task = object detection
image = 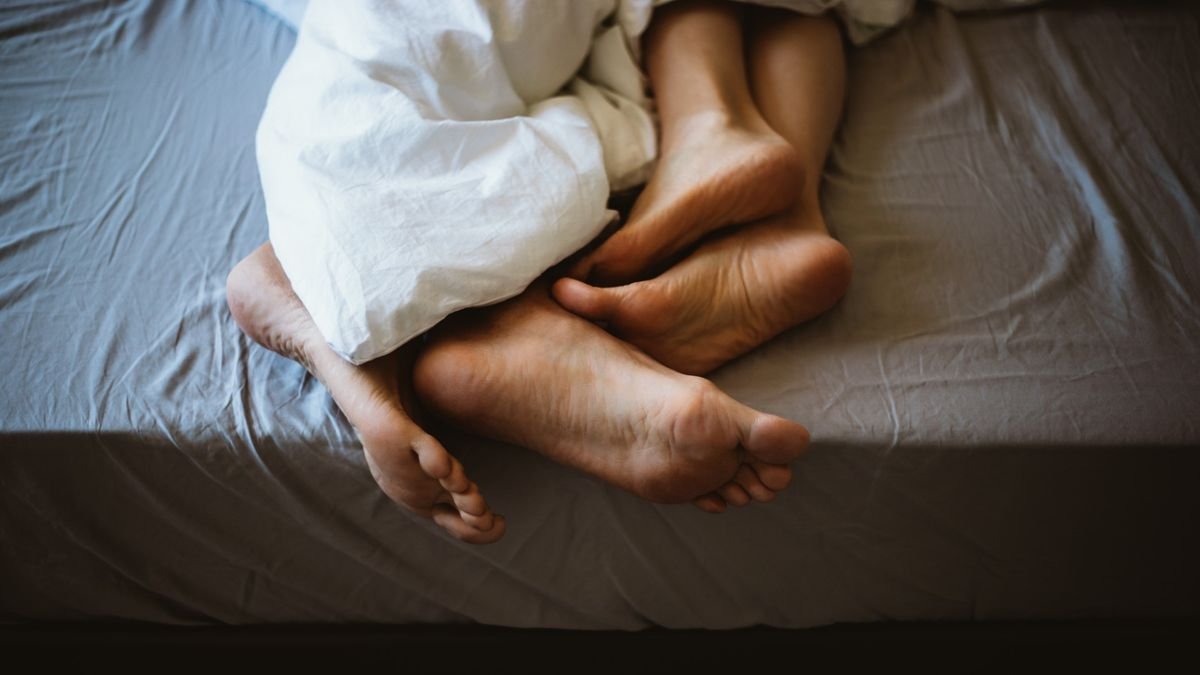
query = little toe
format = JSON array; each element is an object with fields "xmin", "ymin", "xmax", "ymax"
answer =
[
  {"xmin": 734, "ymin": 464, "xmax": 776, "ymax": 502},
  {"xmin": 692, "ymin": 493, "xmax": 727, "ymax": 514},
  {"xmin": 458, "ymin": 508, "xmax": 495, "ymax": 532},
  {"xmin": 718, "ymin": 482, "xmax": 752, "ymax": 508}
]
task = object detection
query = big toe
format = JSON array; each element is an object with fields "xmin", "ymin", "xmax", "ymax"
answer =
[
  {"xmin": 581, "ymin": 230, "xmax": 653, "ymax": 285},
  {"xmin": 551, "ymin": 277, "xmax": 625, "ymax": 323},
  {"xmin": 744, "ymin": 414, "xmax": 810, "ymax": 465}
]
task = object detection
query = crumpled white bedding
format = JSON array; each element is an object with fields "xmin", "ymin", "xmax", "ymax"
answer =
[
  {"xmin": 257, "ymin": 0, "xmax": 1047, "ymax": 364},
  {"xmin": 258, "ymin": 0, "xmax": 655, "ymax": 363}
]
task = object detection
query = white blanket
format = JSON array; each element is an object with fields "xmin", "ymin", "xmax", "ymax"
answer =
[
  {"xmin": 259, "ymin": 0, "xmax": 660, "ymax": 363},
  {"xmin": 256, "ymin": 0, "xmax": 1045, "ymax": 363}
]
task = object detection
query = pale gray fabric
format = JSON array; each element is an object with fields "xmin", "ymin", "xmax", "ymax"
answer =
[{"xmin": 1, "ymin": 0, "xmax": 1198, "ymax": 626}]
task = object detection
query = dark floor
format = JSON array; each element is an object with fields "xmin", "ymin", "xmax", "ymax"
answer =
[{"xmin": 3, "ymin": 619, "xmax": 1198, "ymax": 669}]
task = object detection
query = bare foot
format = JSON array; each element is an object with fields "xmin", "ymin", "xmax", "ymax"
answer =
[
  {"xmin": 412, "ymin": 286, "xmax": 810, "ymax": 509},
  {"xmin": 552, "ymin": 207, "xmax": 852, "ymax": 376},
  {"xmin": 574, "ymin": 112, "xmax": 801, "ymax": 285},
  {"xmin": 226, "ymin": 244, "xmax": 505, "ymax": 544}
]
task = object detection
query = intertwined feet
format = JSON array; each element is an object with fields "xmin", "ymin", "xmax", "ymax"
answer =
[
  {"xmin": 227, "ymin": 90, "xmax": 850, "ymax": 526},
  {"xmin": 554, "ymin": 207, "xmax": 851, "ymax": 376},
  {"xmin": 227, "ymin": 245, "xmax": 505, "ymax": 543},
  {"xmin": 412, "ymin": 287, "xmax": 810, "ymax": 511},
  {"xmin": 551, "ymin": 105, "xmax": 852, "ymax": 512}
]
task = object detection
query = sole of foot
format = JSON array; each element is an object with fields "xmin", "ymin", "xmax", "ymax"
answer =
[
  {"xmin": 553, "ymin": 208, "xmax": 852, "ymax": 376},
  {"xmin": 412, "ymin": 287, "xmax": 811, "ymax": 510}
]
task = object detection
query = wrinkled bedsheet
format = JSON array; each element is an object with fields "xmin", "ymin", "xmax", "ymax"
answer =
[{"xmin": 1, "ymin": 0, "xmax": 1198, "ymax": 626}]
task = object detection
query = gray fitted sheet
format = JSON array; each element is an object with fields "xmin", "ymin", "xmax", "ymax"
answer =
[{"xmin": 1, "ymin": 0, "xmax": 1198, "ymax": 626}]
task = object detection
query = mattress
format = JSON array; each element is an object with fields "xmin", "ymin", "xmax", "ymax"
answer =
[{"xmin": 1, "ymin": 0, "xmax": 1198, "ymax": 626}]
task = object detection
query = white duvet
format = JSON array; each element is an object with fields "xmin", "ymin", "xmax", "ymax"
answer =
[{"xmin": 255, "ymin": 0, "xmax": 1044, "ymax": 364}]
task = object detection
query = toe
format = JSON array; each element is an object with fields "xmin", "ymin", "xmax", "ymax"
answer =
[
  {"xmin": 743, "ymin": 414, "xmax": 810, "ymax": 464},
  {"xmin": 448, "ymin": 481, "xmax": 489, "ymax": 517},
  {"xmin": 692, "ymin": 493, "xmax": 726, "ymax": 514},
  {"xmin": 437, "ymin": 458, "xmax": 471, "ymax": 494},
  {"xmin": 412, "ymin": 433, "xmax": 455, "ymax": 481},
  {"xmin": 734, "ymin": 464, "xmax": 775, "ymax": 502},
  {"xmin": 750, "ymin": 459, "xmax": 793, "ymax": 492},
  {"xmin": 412, "ymin": 434, "xmax": 475, "ymax": 496},
  {"xmin": 458, "ymin": 508, "xmax": 495, "ymax": 532},
  {"xmin": 718, "ymin": 482, "xmax": 751, "ymax": 507},
  {"xmin": 551, "ymin": 278, "xmax": 626, "ymax": 324},
  {"xmin": 432, "ymin": 506, "xmax": 506, "ymax": 544}
]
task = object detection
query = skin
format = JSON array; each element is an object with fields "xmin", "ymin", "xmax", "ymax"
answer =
[{"xmin": 413, "ymin": 281, "xmax": 810, "ymax": 509}]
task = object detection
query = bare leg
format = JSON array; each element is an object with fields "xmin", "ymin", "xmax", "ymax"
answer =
[
  {"xmin": 747, "ymin": 8, "xmax": 846, "ymax": 207},
  {"xmin": 227, "ymin": 244, "xmax": 505, "ymax": 544},
  {"xmin": 411, "ymin": 282, "xmax": 809, "ymax": 509},
  {"xmin": 573, "ymin": 0, "xmax": 802, "ymax": 285},
  {"xmin": 554, "ymin": 12, "xmax": 852, "ymax": 376}
]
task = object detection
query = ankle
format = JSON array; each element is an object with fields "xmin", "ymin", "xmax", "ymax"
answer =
[
  {"xmin": 659, "ymin": 107, "xmax": 771, "ymax": 151},
  {"xmin": 302, "ymin": 334, "xmax": 345, "ymax": 379}
]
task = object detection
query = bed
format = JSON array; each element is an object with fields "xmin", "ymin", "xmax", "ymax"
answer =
[{"xmin": 2, "ymin": 0, "xmax": 1198, "ymax": 629}]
